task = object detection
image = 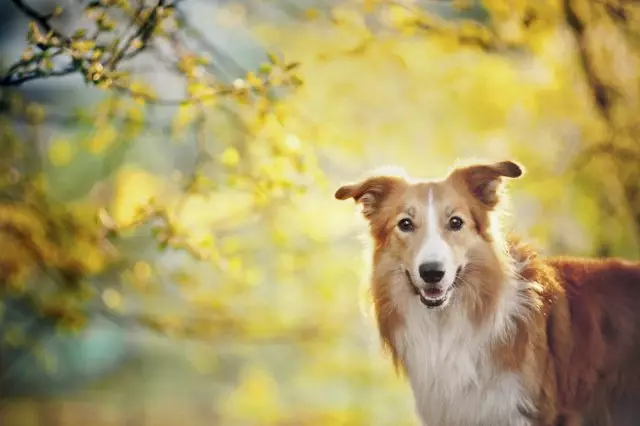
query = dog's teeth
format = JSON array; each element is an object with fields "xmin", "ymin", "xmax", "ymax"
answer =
[{"xmin": 418, "ymin": 288, "xmax": 440, "ymax": 300}]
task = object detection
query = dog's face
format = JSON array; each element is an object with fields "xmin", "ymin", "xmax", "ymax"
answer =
[{"xmin": 335, "ymin": 160, "xmax": 523, "ymax": 310}]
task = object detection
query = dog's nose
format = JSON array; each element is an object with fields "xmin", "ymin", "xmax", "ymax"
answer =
[{"xmin": 419, "ymin": 262, "xmax": 445, "ymax": 284}]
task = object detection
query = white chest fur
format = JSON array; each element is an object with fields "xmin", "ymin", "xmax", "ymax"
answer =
[{"xmin": 393, "ymin": 290, "xmax": 534, "ymax": 426}]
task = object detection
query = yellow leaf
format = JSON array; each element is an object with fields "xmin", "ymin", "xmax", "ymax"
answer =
[
  {"xmin": 283, "ymin": 133, "xmax": 301, "ymax": 152},
  {"xmin": 221, "ymin": 366, "xmax": 282, "ymax": 423},
  {"xmin": 102, "ymin": 288, "xmax": 124, "ymax": 312},
  {"xmin": 71, "ymin": 39, "xmax": 96, "ymax": 55},
  {"xmin": 61, "ymin": 237, "xmax": 106, "ymax": 275},
  {"xmin": 27, "ymin": 21, "xmax": 42, "ymax": 44},
  {"xmin": 87, "ymin": 124, "xmax": 117, "ymax": 154},
  {"xmin": 186, "ymin": 82, "xmax": 216, "ymax": 103},
  {"xmin": 133, "ymin": 261, "xmax": 152, "ymax": 281},
  {"xmin": 245, "ymin": 71, "xmax": 263, "ymax": 88},
  {"xmin": 227, "ymin": 256, "xmax": 243, "ymax": 275},
  {"xmin": 20, "ymin": 48, "xmax": 34, "ymax": 61},
  {"xmin": 168, "ymin": 191, "xmax": 253, "ymax": 233},
  {"xmin": 220, "ymin": 147, "xmax": 240, "ymax": 167},
  {"xmin": 58, "ymin": 310, "xmax": 87, "ymax": 333},
  {"xmin": 128, "ymin": 81, "xmax": 157, "ymax": 101},
  {"xmin": 48, "ymin": 139, "xmax": 75, "ymax": 166},
  {"xmin": 305, "ymin": 8, "xmax": 320, "ymax": 20},
  {"xmin": 385, "ymin": 4, "xmax": 416, "ymax": 29},
  {"xmin": 111, "ymin": 167, "xmax": 162, "ymax": 227},
  {"xmin": 126, "ymin": 103, "xmax": 144, "ymax": 123},
  {"xmin": 172, "ymin": 103, "xmax": 196, "ymax": 136},
  {"xmin": 98, "ymin": 207, "xmax": 117, "ymax": 229}
]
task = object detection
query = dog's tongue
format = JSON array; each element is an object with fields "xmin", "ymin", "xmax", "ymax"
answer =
[{"xmin": 420, "ymin": 287, "xmax": 443, "ymax": 299}]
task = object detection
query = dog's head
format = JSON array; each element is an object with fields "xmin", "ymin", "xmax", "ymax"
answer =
[{"xmin": 335, "ymin": 160, "xmax": 523, "ymax": 310}]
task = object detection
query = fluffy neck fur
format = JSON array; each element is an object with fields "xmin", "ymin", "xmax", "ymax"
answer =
[
  {"xmin": 372, "ymin": 237, "xmax": 540, "ymax": 364},
  {"xmin": 370, "ymin": 238, "xmax": 548, "ymax": 426}
]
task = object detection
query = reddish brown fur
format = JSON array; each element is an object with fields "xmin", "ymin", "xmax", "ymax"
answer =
[{"xmin": 336, "ymin": 161, "xmax": 640, "ymax": 425}]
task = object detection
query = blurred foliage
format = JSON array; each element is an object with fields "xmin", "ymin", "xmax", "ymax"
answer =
[{"xmin": 0, "ymin": 0, "xmax": 639, "ymax": 424}]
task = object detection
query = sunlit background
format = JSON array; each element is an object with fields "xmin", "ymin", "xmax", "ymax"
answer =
[{"xmin": 1, "ymin": 0, "xmax": 639, "ymax": 425}]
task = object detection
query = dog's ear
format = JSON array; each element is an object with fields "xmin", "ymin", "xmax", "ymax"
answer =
[
  {"xmin": 335, "ymin": 175, "xmax": 403, "ymax": 218},
  {"xmin": 450, "ymin": 160, "xmax": 523, "ymax": 208}
]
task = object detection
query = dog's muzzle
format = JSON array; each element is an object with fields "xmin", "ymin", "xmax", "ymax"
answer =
[{"xmin": 405, "ymin": 267, "xmax": 463, "ymax": 308}]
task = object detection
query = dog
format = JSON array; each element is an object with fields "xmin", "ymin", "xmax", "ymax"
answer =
[{"xmin": 335, "ymin": 160, "xmax": 640, "ymax": 426}]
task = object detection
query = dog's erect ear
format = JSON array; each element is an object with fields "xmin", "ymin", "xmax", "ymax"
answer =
[
  {"xmin": 451, "ymin": 160, "xmax": 523, "ymax": 208},
  {"xmin": 335, "ymin": 176, "xmax": 402, "ymax": 218}
]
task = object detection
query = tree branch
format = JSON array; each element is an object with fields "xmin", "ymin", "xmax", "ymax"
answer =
[
  {"xmin": 564, "ymin": 0, "xmax": 614, "ymax": 120},
  {"xmin": 0, "ymin": 64, "xmax": 77, "ymax": 86},
  {"xmin": 10, "ymin": 0, "xmax": 55, "ymax": 33},
  {"xmin": 108, "ymin": 0, "xmax": 166, "ymax": 69},
  {"xmin": 1, "ymin": 0, "xmax": 170, "ymax": 88}
]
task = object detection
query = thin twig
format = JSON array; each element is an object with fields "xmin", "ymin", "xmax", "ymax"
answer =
[
  {"xmin": 109, "ymin": 0, "xmax": 166, "ymax": 69},
  {"xmin": 10, "ymin": 0, "xmax": 56, "ymax": 33}
]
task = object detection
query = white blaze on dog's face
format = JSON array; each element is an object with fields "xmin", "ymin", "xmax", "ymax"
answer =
[
  {"xmin": 335, "ymin": 160, "xmax": 523, "ymax": 310},
  {"xmin": 410, "ymin": 186, "xmax": 466, "ymax": 306}
]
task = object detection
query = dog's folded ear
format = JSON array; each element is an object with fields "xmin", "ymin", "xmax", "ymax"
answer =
[
  {"xmin": 451, "ymin": 160, "xmax": 524, "ymax": 209},
  {"xmin": 335, "ymin": 175, "xmax": 403, "ymax": 218}
]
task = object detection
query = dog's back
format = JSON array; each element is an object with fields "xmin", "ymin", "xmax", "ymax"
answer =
[{"xmin": 547, "ymin": 257, "xmax": 640, "ymax": 425}]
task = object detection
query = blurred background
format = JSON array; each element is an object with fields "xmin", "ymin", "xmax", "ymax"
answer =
[{"xmin": 0, "ymin": 0, "xmax": 638, "ymax": 425}]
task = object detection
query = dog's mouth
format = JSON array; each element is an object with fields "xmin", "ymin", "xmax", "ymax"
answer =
[{"xmin": 405, "ymin": 267, "xmax": 463, "ymax": 309}]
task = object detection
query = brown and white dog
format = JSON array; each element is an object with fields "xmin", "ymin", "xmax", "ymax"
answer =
[{"xmin": 335, "ymin": 160, "xmax": 640, "ymax": 426}]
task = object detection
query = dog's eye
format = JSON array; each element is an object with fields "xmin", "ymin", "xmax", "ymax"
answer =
[
  {"xmin": 449, "ymin": 216, "xmax": 464, "ymax": 231},
  {"xmin": 398, "ymin": 218, "xmax": 414, "ymax": 232}
]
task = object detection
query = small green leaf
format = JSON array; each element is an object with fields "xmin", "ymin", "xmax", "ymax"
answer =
[
  {"xmin": 285, "ymin": 62, "xmax": 300, "ymax": 71},
  {"xmin": 72, "ymin": 28, "xmax": 88, "ymax": 39},
  {"xmin": 42, "ymin": 57, "xmax": 54, "ymax": 71},
  {"xmin": 259, "ymin": 63, "xmax": 272, "ymax": 74}
]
